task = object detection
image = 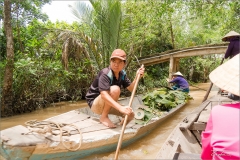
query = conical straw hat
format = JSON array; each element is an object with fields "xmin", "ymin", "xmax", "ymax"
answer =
[
  {"xmin": 172, "ymin": 71, "xmax": 183, "ymax": 77},
  {"xmin": 209, "ymin": 54, "xmax": 239, "ymax": 96},
  {"xmin": 222, "ymin": 31, "xmax": 240, "ymax": 41}
]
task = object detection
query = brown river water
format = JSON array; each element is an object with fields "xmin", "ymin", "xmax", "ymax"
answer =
[{"xmin": 0, "ymin": 83, "xmax": 217, "ymax": 159}]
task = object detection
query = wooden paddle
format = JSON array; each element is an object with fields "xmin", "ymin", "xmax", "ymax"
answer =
[
  {"xmin": 114, "ymin": 64, "xmax": 144, "ymax": 160},
  {"xmin": 202, "ymin": 57, "xmax": 224, "ymax": 102}
]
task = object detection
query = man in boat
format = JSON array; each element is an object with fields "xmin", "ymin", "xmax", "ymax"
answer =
[
  {"xmin": 85, "ymin": 49, "xmax": 145, "ymax": 128},
  {"xmin": 166, "ymin": 71, "xmax": 189, "ymax": 93},
  {"xmin": 201, "ymin": 54, "xmax": 240, "ymax": 160}
]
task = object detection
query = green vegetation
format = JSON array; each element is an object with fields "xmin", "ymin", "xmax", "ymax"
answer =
[
  {"xmin": 142, "ymin": 88, "xmax": 192, "ymax": 111},
  {"xmin": 1, "ymin": 0, "xmax": 239, "ymax": 116},
  {"xmin": 135, "ymin": 88, "xmax": 193, "ymax": 125}
]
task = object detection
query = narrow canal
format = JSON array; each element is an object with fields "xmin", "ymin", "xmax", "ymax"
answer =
[{"xmin": 0, "ymin": 83, "xmax": 217, "ymax": 159}]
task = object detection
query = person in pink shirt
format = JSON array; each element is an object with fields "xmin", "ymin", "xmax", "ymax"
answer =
[{"xmin": 201, "ymin": 54, "xmax": 240, "ymax": 160}]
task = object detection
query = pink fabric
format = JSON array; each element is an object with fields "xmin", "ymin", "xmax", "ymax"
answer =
[{"xmin": 201, "ymin": 103, "xmax": 240, "ymax": 160}]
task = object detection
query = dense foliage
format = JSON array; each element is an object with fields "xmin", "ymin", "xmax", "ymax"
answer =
[
  {"xmin": 1, "ymin": 0, "xmax": 239, "ymax": 116},
  {"xmin": 142, "ymin": 88, "xmax": 192, "ymax": 111},
  {"xmin": 135, "ymin": 87, "xmax": 192, "ymax": 125}
]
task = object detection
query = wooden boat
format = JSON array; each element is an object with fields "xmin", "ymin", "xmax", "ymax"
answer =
[
  {"xmin": 156, "ymin": 94, "xmax": 237, "ymax": 159},
  {"xmin": 0, "ymin": 95, "xmax": 187, "ymax": 160}
]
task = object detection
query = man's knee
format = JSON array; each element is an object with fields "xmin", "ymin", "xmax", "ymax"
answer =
[{"xmin": 110, "ymin": 85, "xmax": 121, "ymax": 97}]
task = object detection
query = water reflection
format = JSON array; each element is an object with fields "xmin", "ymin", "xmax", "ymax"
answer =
[{"xmin": 0, "ymin": 83, "xmax": 217, "ymax": 159}]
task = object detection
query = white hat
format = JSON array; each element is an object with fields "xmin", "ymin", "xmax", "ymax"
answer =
[
  {"xmin": 209, "ymin": 54, "xmax": 239, "ymax": 96},
  {"xmin": 172, "ymin": 71, "xmax": 183, "ymax": 77},
  {"xmin": 222, "ymin": 31, "xmax": 240, "ymax": 41},
  {"xmin": 134, "ymin": 109, "xmax": 144, "ymax": 119}
]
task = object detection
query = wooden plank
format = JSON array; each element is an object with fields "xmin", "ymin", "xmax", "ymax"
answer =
[
  {"xmin": 71, "ymin": 118, "xmax": 110, "ymax": 133},
  {"xmin": 178, "ymin": 128, "xmax": 202, "ymax": 153},
  {"xmin": 198, "ymin": 110, "xmax": 210, "ymax": 123},
  {"xmin": 179, "ymin": 95, "xmax": 233, "ymax": 130},
  {"xmin": 79, "ymin": 124, "xmax": 110, "ymax": 133},
  {"xmin": 1, "ymin": 125, "xmax": 46, "ymax": 146},
  {"xmin": 189, "ymin": 122, "xmax": 206, "ymax": 131},
  {"xmin": 139, "ymin": 44, "xmax": 228, "ymax": 66},
  {"xmin": 179, "ymin": 100, "xmax": 210, "ymax": 130},
  {"xmin": 156, "ymin": 137, "xmax": 180, "ymax": 159},
  {"xmin": 197, "ymin": 104, "xmax": 212, "ymax": 123},
  {"xmin": 192, "ymin": 130, "xmax": 201, "ymax": 142},
  {"xmin": 46, "ymin": 111, "xmax": 90, "ymax": 123},
  {"xmin": 174, "ymin": 153, "xmax": 200, "ymax": 159},
  {"xmin": 66, "ymin": 114, "xmax": 134, "ymax": 135}
]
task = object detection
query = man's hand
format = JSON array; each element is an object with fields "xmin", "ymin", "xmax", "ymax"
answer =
[
  {"xmin": 137, "ymin": 67, "xmax": 145, "ymax": 78},
  {"xmin": 166, "ymin": 78, "xmax": 170, "ymax": 82},
  {"xmin": 119, "ymin": 106, "xmax": 133, "ymax": 116}
]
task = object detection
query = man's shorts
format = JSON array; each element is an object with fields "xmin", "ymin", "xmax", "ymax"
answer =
[{"xmin": 91, "ymin": 95, "xmax": 123, "ymax": 116}]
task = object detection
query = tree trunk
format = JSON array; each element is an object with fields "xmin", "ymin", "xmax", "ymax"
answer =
[
  {"xmin": 170, "ymin": 20, "xmax": 175, "ymax": 49},
  {"xmin": 1, "ymin": 0, "xmax": 14, "ymax": 116},
  {"xmin": 189, "ymin": 65, "xmax": 194, "ymax": 81}
]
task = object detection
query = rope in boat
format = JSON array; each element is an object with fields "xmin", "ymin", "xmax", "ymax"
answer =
[{"xmin": 25, "ymin": 120, "xmax": 82, "ymax": 151}]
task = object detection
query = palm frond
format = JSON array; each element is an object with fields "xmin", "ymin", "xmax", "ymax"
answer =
[
  {"xmin": 90, "ymin": 0, "xmax": 122, "ymax": 66},
  {"xmin": 68, "ymin": 0, "xmax": 123, "ymax": 68},
  {"xmin": 68, "ymin": 2, "xmax": 93, "ymax": 24}
]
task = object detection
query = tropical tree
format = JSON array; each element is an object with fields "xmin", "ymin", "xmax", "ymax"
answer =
[
  {"xmin": 223, "ymin": 1, "xmax": 240, "ymax": 33},
  {"xmin": 1, "ymin": 0, "xmax": 14, "ymax": 116},
  {"xmin": 121, "ymin": 0, "xmax": 174, "ymax": 56},
  {"xmin": 173, "ymin": 0, "xmax": 240, "ymax": 48},
  {"xmin": 1, "ymin": 0, "xmax": 50, "ymax": 116}
]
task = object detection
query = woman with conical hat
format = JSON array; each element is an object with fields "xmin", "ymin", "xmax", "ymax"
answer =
[
  {"xmin": 201, "ymin": 54, "xmax": 240, "ymax": 160},
  {"xmin": 222, "ymin": 30, "xmax": 240, "ymax": 59},
  {"xmin": 166, "ymin": 71, "xmax": 189, "ymax": 93}
]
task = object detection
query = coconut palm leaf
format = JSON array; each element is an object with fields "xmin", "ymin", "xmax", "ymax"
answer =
[
  {"xmin": 91, "ymin": 0, "xmax": 122, "ymax": 66},
  {"xmin": 69, "ymin": 0, "xmax": 123, "ymax": 68},
  {"xmin": 46, "ymin": 28, "xmax": 101, "ymax": 74},
  {"xmin": 68, "ymin": 2, "xmax": 93, "ymax": 25}
]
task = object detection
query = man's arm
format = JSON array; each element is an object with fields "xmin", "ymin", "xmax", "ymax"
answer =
[
  {"xmin": 127, "ymin": 76, "xmax": 138, "ymax": 92},
  {"xmin": 127, "ymin": 67, "xmax": 145, "ymax": 92}
]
